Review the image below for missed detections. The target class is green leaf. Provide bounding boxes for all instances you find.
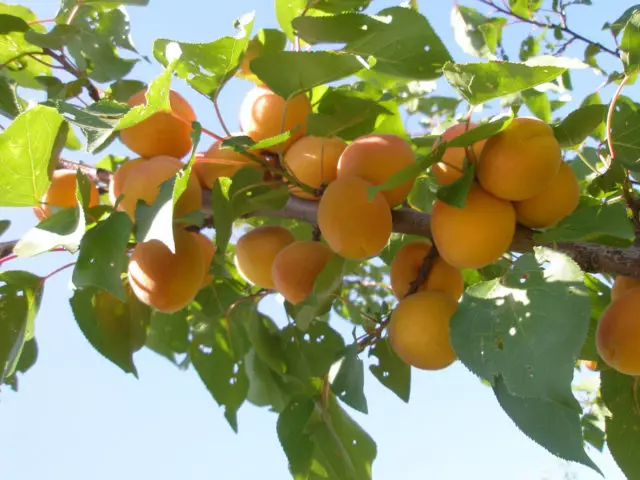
[533,196,635,245]
[109,79,147,103]
[450,248,591,408]
[331,345,367,413]
[245,311,287,375]
[522,88,551,123]
[72,212,132,302]
[145,310,189,365]
[493,376,601,474]
[604,5,640,38]
[0,220,9,239]
[211,178,233,257]
[3,338,38,390]
[244,349,290,412]
[251,51,363,100]
[553,104,607,148]
[580,92,606,141]
[508,0,541,18]
[0,106,66,207]
[620,10,640,74]
[277,397,315,478]
[601,369,640,480]
[520,35,540,61]
[229,166,290,218]
[0,14,29,34]
[313,0,371,14]
[447,114,514,147]
[24,24,79,49]
[451,6,506,59]
[275,0,307,41]
[443,61,566,105]
[0,77,25,119]
[368,337,410,402]
[582,409,606,452]
[154,13,254,96]
[611,97,640,172]
[294,7,452,80]
[436,163,475,208]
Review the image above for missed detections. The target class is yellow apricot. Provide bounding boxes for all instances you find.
[611,276,640,302]
[431,122,486,186]
[431,184,516,269]
[337,134,416,207]
[477,117,562,201]
[93,284,147,353]
[235,226,296,289]
[389,291,458,370]
[108,158,147,206]
[120,89,196,159]
[596,287,640,375]
[514,162,580,229]
[283,135,347,199]
[128,227,206,313]
[317,176,392,260]
[34,169,100,221]
[239,86,311,153]
[390,239,464,301]
[194,232,216,288]
[271,241,333,304]
[193,137,263,189]
[117,155,202,221]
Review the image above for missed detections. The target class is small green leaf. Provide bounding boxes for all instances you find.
[610,96,640,172]
[145,310,189,365]
[229,166,290,218]
[443,61,566,105]
[620,10,640,74]
[494,376,601,474]
[604,5,640,38]
[553,104,607,148]
[435,163,476,208]
[109,79,147,103]
[451,6,506,59]
[211,178,233,256]
[0,106,66,207]
[447,114,514,147]
[24,24,79,49]
[0,77,25,119]
[368,337,410,402]
[72,212,132,301]
[522,88,552,123]
[251,51,363,100]
[0,14,29,34]
[508,0,541,18]
[331,344,368,413]
[275,0,307,41]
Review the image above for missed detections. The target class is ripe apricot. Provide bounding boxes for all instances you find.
[93,284,147,353]
[283,135,347,199]
[239,86,311,153]
[235,226,296,289]
[128,227,206,313]
[431,184,516,269]
[431,122,486,186]
[596,287,640,375]
[194,232,215,288]
[514,162,580,229]
[34,169,100,221]
[271,241,333,304]
[390,240,464,301]
[117,155,202,221]
[193,138,262,189]
[389,291,458,370]
[120,89,196,159]
[317,176,392,260]
[108,158,147,206]
[337,134,416,207]
[611,276,640,302]
[477,117,562,201]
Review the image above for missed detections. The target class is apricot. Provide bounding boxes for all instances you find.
[317,176,392,260]
[283,135,347,199]
[337,134,416,207]
[389,291,458,370]
[477,117,562,201]
[431,122,486,186]
[34,169,100,221]
[93,284,147,353]
[235,226,296,289]
[514,162,580,229]
[194,232,215,288]
[611,275,640,302]
[271,241,333,304]
[239,86,311,153]
[596,287,640,375]
[120,89,196,159]
[193,138,262,189]
[390,240,464,301]
[431,184,516,269]
[108,158,147,206]
[128,227,206,313]
[117,155,202,221]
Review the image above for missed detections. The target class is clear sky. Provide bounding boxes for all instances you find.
[0,1,629,479]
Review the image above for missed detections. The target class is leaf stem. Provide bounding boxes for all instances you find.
[605,75,630,163]
[213,96,231,137]
[43,262,76,281]
[43,48,101,102]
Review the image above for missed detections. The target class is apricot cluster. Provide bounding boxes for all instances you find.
[430,117,579,270]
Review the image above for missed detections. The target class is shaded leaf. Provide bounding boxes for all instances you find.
[553,104,607,148]
[277,396,315,478]
[522,88,551,123]
[368,337,410,402]
[610,96,640,172]
[0,77,25,119]
[275,0,307,41]
[331,344,368,413]
[145,310,189,365]
[436,163,475,208]
[24,24,79,49]
[451,6,505,59]
[620,10,640,74]
[245,349,290,412]
[245,311,287,375]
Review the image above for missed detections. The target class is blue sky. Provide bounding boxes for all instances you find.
[0,1,629,479]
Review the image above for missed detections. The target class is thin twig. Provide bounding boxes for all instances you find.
[405,247,440,298]
[44,48,101,102]
[606,75,630,163]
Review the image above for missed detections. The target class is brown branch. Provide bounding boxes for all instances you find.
[405,247,439,298]
[44,48,101,102]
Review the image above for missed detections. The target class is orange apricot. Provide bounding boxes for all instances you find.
[119,89,196,159]
[317,176,392,260]
[389,291,458,370]
[128,227,206,313]
[514,162,580,229]
[390,239,464,301]
[117,155,202,222]
[34,169,100,221]
[271,240,333,304]
[477,117,562,201]
[239,86,311,153]
[596,287,640,376]
[108,158,147,206]
[431,122,486,186]
[235,226,296,289]
[431,184,516,269]
[194,232,216,288]
[611,276,640,302]
[337,133,416,207]
[283,135,347,199]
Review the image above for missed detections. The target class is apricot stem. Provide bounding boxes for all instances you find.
[405,246,439,298]
[213,96,232,137]
[43,262,76,281]
[606,75,630,163]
